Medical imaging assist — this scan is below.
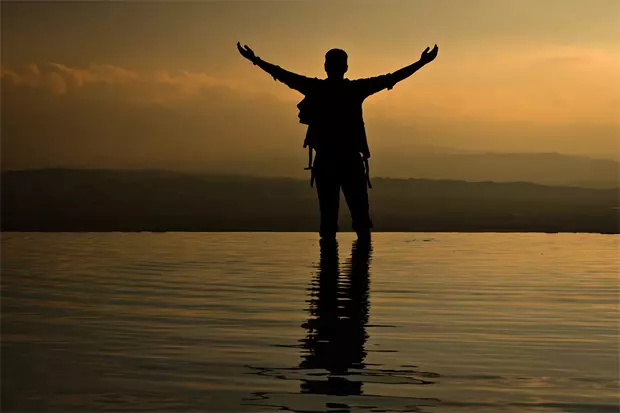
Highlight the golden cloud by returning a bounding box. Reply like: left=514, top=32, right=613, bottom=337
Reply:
left=0, top=63, right=234, bottom=101
left=2, top=46, right=619, bottom=125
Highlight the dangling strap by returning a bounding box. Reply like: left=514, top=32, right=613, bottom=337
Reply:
left=303, top=146, right=315, bottom=187
left=304, top=145, right=313, bottom=170
left=363, top=158, right=372, bottom=189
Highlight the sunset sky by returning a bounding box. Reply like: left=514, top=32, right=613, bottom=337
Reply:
left=2, top=0, right=619, bottom=175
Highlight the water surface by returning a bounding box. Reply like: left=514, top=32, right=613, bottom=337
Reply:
left=2, top=232, right=618, bottom=412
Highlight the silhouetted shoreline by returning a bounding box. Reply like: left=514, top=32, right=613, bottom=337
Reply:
left=2, top=169, right=618, bottom=234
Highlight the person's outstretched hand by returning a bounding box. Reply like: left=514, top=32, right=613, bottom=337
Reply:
left=420, top=44, right=439, bottom=64
left=237, top=42, right=257, bottom=63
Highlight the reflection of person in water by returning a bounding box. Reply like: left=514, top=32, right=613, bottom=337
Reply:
left=299, top=239, right=372, bottom=396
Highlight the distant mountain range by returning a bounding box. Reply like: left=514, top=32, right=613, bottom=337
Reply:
left=2, top=169, right=618, bottom=233
left=368, top=151, right=619, bottom=189
left=210, top=150, right=619, bottom=189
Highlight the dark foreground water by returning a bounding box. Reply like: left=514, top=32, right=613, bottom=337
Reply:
left=2, top=232, right=618, bottom=412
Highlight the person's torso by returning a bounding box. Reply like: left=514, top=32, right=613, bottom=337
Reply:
left=304, top=79, right=368, bottom=156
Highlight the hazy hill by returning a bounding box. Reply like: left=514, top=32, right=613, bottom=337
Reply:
left=147, top=150, right=618, bottom=189
left=2, top=169, right=618, bottom=233
left=368, top=151, right=619, bottom=189
left=243, top=150, right=619, bottom=188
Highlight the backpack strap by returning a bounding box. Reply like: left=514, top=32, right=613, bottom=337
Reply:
left=363, top=157, right=372, bottom=189
left=304, top=146, right=315, bottom=187
left=304, top=144, right=313, bottom=170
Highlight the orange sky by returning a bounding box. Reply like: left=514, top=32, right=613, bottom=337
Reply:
left=1, top=0, right=619, bottom=173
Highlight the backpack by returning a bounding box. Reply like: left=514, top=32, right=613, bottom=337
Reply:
left=296, top=92, right=372, bottom=189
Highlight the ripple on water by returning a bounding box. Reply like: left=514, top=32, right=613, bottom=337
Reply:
left=1, top=232, right=618, bottom=412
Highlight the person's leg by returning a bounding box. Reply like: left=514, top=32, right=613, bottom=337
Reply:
left=315, top=168, right=341, bottom=239
left=342, top=157, right=373, bottom=239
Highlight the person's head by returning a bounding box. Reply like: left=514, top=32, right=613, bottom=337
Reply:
left=324, top=48, right=348, bottom=78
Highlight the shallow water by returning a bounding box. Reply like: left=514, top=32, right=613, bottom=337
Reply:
left=2, top=232, right=618, bottom=412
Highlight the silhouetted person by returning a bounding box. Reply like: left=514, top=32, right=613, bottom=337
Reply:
left=237, top=42, right=439, bottom=240
left=298, top=238, right=372, bottom=395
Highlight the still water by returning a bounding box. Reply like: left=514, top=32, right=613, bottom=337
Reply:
left=2, top=232, right=618, bottom=412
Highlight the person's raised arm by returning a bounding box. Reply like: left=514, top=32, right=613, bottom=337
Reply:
left=355, top=44, right=439, bottom=98
left=237, top=42, right=315, bottom=95
left=391, top=44, right=439, bottom=84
